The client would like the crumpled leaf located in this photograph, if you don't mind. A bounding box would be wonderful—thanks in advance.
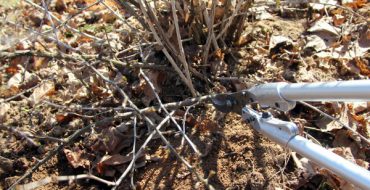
[0,103,10,123]
[308,17,340,36]
[63,148,90,169]
[92,127,132,154]
[315,103,349,132]
[135,70,167,106]
[210,49,227,76]
[269,35,294,55]
[7,69,38,89]
[29,81,55,105]
[269,35,293,50]
[249,6,273,20]
[309,0,337,10]
[96,152,146,176]
[343,0,367,9]
[100,154,133,166]
[319,147,368,190]
[333,129,363,158]
[194,117,218,133]
[354,58,370,77]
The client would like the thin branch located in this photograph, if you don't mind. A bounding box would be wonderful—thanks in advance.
[140,69,201,155]
[171,0,193,89]
[112,113,173,190]
[83,57,214,189]
[16,174,116,190]
[182,103,198,147]
[298,101,370,145]
[23,0,103,42]
[137,0,198,96]
[100,0,138,32]
[7,124,94,190]
[202,0,218,65]
[0,125,39,147]
[216,0,243,40]
[117,94,213,118]
[0,50,170,70]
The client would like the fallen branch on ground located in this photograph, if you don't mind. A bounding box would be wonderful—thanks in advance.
[7,124,94,190]
[0,50,170,70]
[16,174,116,190]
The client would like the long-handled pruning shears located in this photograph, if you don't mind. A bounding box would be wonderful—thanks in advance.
[210,80,370,189]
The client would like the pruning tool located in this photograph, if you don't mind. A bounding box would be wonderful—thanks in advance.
[211,80,370,190]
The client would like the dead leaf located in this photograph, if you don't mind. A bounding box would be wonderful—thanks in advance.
[0,156,14,176]
[7,69,38,89]
[309,0,337,10]
[55,113,73,123]
[0,103,10,123]
[319,147,368,190]
[194,117,218,133]
[308,17,340,36]
[354,58,370,77]
[333,14,345,27]
[100,154,133,166]
[5,65,19,75]
[315,103,349,132]
[92,127,132,154]
[97,152,145,176]
[63,148,90,169]
[333,129,363,159]
[138,70,167,106]
[29,81,55,105]
[343,0,367,9]
[91,83,111,98]
[33,57,49,70]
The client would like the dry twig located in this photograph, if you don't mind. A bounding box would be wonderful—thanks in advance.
[8,124,94,190]
[140,69,201,155]
[16,174,116,190]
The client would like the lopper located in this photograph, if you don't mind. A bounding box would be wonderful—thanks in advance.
[211,80,370,189]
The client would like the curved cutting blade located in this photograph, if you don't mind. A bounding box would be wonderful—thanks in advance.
[211,91,255,115]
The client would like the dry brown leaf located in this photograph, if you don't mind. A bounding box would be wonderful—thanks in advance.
[343,0,367,9]
[82,0,119,11]
[63,148,90,169]
[29,81,55,105]
[100,154,133,166]
[90,83,111,98]
[333,14,345,27]
[92,127,132,154]
[315,103,349,132]
[139,70,167,106]
[5,65,19,75]
[54,0,67,13]
[7,67,39,90]
[0,103,10,123]
[55,113,74,123]
[354,58,370,77]
[194,117,218,133]
[33,57,49,70]
[319,147,368,190]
